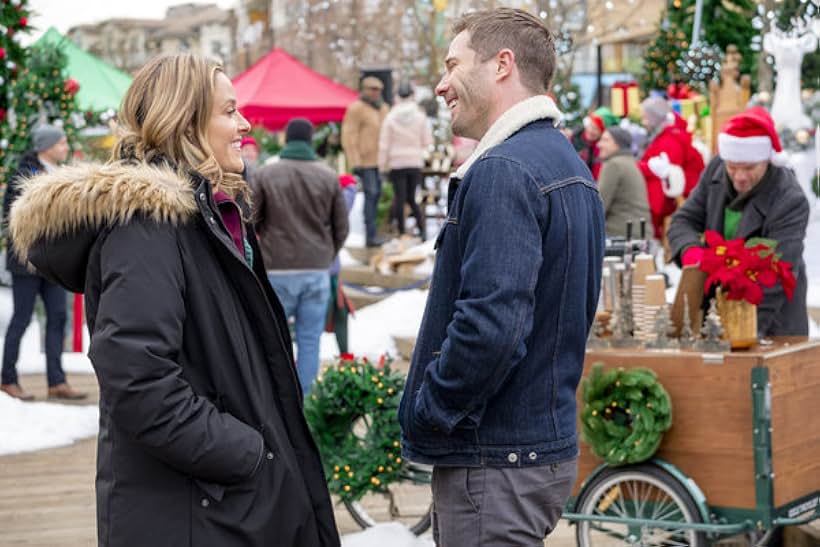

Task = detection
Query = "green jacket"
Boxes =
[597,150,653,239]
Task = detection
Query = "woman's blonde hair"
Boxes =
[112,53,247,198]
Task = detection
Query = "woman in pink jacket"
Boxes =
[378,83,433,241]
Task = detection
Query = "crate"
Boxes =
[575,338,820,511]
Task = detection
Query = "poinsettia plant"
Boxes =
[699,230,796,305]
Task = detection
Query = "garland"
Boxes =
[304,353,406,501]
[581,363,673,466]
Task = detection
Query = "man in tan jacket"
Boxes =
[341,76,390,247]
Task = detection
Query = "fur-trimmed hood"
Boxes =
[8,162,198,292]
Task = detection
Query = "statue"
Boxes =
[763,26,818,132]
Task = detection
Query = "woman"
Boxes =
[8,54,340,547]
[596,126,653,239]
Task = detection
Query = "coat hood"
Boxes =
[8,162,198,292]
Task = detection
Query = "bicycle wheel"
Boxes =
[343,461,433,536]
[575,463,706,547]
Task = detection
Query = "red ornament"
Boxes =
[0,48,5,60]
[64,78,80,96]
[19,17,28,28]
[0,108,6,123]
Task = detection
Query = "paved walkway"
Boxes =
[0,372,577,546]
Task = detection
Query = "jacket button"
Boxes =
[199,193,206,201]
[528,452,537,461]
[208,216,216,224]
[266,451,274,460]
[507,453,518,463]
[200,498,209,508]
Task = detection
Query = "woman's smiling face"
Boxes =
[207,72,250,174]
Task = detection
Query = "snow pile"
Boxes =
[320,289,428,361]
[0,392,98,455]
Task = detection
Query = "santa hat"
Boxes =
[718,107,787,166]
[584,113,605,133]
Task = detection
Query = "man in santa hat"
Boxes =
[668,106,809,336]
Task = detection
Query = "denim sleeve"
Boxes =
[415,157,544,434]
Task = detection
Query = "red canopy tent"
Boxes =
[233,48,358,131]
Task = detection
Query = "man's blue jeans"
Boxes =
[355,167,382,244]
[2,273,67,386]
[267,271,330,395]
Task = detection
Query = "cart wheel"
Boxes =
[575,463,706,547]
[342,462,433,536]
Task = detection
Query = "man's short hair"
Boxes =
[452,8,556,94]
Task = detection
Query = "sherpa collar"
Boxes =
[453,95,562,180]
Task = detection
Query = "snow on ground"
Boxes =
[0,392,97,455]
[804,203,820,308]
[341,523,433,547]
[320,289,429,361]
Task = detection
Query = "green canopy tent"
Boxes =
[34,27,132,113]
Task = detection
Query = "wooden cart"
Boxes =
[565,338,820,546]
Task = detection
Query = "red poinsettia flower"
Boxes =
[699,231,794,305]
[773,258,796,301]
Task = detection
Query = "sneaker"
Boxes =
[0,383,35,401]
[47,383,88,400]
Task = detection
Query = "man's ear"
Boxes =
[495,49,515,82]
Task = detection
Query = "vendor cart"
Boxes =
[565,337,820,546]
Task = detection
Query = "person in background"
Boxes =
[253,118,349,395]
[8,54,340,546]
[596,126,653,239]
[379,82,433,241]
[341,76,390,247]
[240,135,260,165]
[570,107,618,180]
[400,8,604,546]
[668,107,809,336]
[326,174,358,354]
[1,123,87,401]
[637,96,705,239]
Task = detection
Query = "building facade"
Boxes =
[67,3,236,75]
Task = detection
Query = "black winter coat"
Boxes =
[8,162,341,547]
[3,151,46,275]
[668,157,809,336]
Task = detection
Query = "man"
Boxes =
[637,96,705,239]
[398,9,605,546]
[1,123,87,401]
[668,106,809,336]
[341,76,390,247]
[378,82,433,241]
[252,118,349,394]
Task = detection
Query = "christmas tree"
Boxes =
[0,0,32,173]
[0,41,80,186]
[640,18,689,92]
[667,0,758,78]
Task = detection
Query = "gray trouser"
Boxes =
[431,459,577,547]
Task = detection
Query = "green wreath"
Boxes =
[304,354,406,501]
[581,363,673,466]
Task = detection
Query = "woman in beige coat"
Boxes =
[597,126,654,239]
